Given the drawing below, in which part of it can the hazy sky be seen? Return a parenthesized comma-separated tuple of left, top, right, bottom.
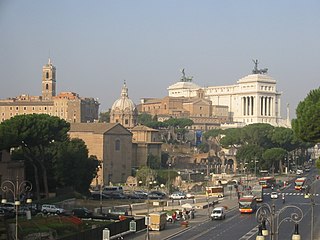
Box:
(1, 1, 319, 119)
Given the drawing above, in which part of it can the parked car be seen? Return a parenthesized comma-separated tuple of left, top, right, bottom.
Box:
(148, 191, 166, 199)
(108, 193, 127, 199)
(1, 202, 15, 211)
(0, 207, 15, 219)
(270, 192, 278, 199)
(133, 190, 148, 199)
(71, 208, 93, 218)
(186, 193, 195, 199)
(18, 205, 37, 216)
(169, 192, 186, 200)
(41, 204, 65, 214)
(124, 192, 142, 199)
(210, 207, 226, 220)
(90, 192, 111, 200)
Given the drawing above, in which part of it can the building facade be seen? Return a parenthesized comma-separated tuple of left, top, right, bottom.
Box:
(69, 123, 133, 186)
(131, 125, 163, 168)
(167, 64, 287, 127)
(138, 96, 229, 131)
(0, 59, 99, 124)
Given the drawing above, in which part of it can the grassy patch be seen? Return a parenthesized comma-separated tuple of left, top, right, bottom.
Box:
(18, 215, 112, 238)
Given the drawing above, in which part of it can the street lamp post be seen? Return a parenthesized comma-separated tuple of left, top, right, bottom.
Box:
(254, 159, 258, 179)
(255, 203, 303, 240)
(167, 163, 172, 195)
(1, 177, 33, 240)
(304, 177, 316, 240)
(145, 180, 154, 240)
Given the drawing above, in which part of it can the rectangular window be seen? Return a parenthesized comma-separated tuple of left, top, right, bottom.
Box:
(115, 140, 120, 151)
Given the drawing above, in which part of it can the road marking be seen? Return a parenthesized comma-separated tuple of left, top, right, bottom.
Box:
(185, 214, 244, 240)
(238, 225, 258, 240)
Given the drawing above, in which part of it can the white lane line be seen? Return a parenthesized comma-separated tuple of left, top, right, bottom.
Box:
(238, 225, 258, 240)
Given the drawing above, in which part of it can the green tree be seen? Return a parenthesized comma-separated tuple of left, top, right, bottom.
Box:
(137, 113, 153, 125)
(147, 154, 161, 169)
(220, 128, 242, 148)
(262, 148, 287, 175)
(53, 138, 99, 195)
(161, 151, 170, 168)
(198, 142, 209, 153)
(0, 114, 70, 199)
(270, 127, 297, 151)
(242, 123, 274, 148)
(292, 88, 320, 143)
(145, 121, 168, 130)
(203, 129, 223, 140)
(135, 166, 157, 186)
(164, 118, 193, 141)
(99, 109, 111, 123)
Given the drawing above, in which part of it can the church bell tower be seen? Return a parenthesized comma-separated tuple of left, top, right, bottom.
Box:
(42, 58, 56, 100)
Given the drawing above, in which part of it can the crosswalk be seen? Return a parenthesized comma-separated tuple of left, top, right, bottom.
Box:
(263, 192, 319, 197)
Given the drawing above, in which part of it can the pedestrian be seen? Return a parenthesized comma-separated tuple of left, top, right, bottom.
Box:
(172, 211, 177, 223)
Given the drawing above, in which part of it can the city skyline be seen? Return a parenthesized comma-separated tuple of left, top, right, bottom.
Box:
(0, 1, 319, 120)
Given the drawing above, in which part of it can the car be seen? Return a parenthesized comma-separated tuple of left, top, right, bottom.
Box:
(148, 191, 166, 199)
(90, 192, 111, 200)
(210, 207, 226, 220)
(1, 202, 15, 211)
(133, 190, 148, 199)
(0, 207, 15, 219)
(270, 192, 278, 199)
(124, 192, 141, 199)
(41, 204, 65, 214)
(166, 211, 181, 222)
(71, 208, 93, 218)
(108, 192, 127, 199)
(186, 193, 195, 199)
(296, 169, 303, 175)
(18, 205, 37, 216)
(169, 192, 186, 200)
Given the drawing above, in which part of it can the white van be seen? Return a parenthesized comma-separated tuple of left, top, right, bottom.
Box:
(210, 207, 226, 220)
(103, 186, 124, 195)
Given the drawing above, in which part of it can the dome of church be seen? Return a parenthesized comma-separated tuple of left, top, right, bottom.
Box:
(111, 81, 137, 113)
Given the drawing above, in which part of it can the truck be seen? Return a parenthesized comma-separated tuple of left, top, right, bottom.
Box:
(251, 185, 263, 202)
(148, 212, 167, 231)
(205, 186, 224, 198)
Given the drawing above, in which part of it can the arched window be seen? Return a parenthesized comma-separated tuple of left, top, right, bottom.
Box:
(46, 84, 49, 90)
(115, 139, 120, 151)
(46, 72, 49, 79)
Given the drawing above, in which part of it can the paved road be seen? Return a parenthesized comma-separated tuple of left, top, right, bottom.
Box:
(124, 171, 320, 240)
